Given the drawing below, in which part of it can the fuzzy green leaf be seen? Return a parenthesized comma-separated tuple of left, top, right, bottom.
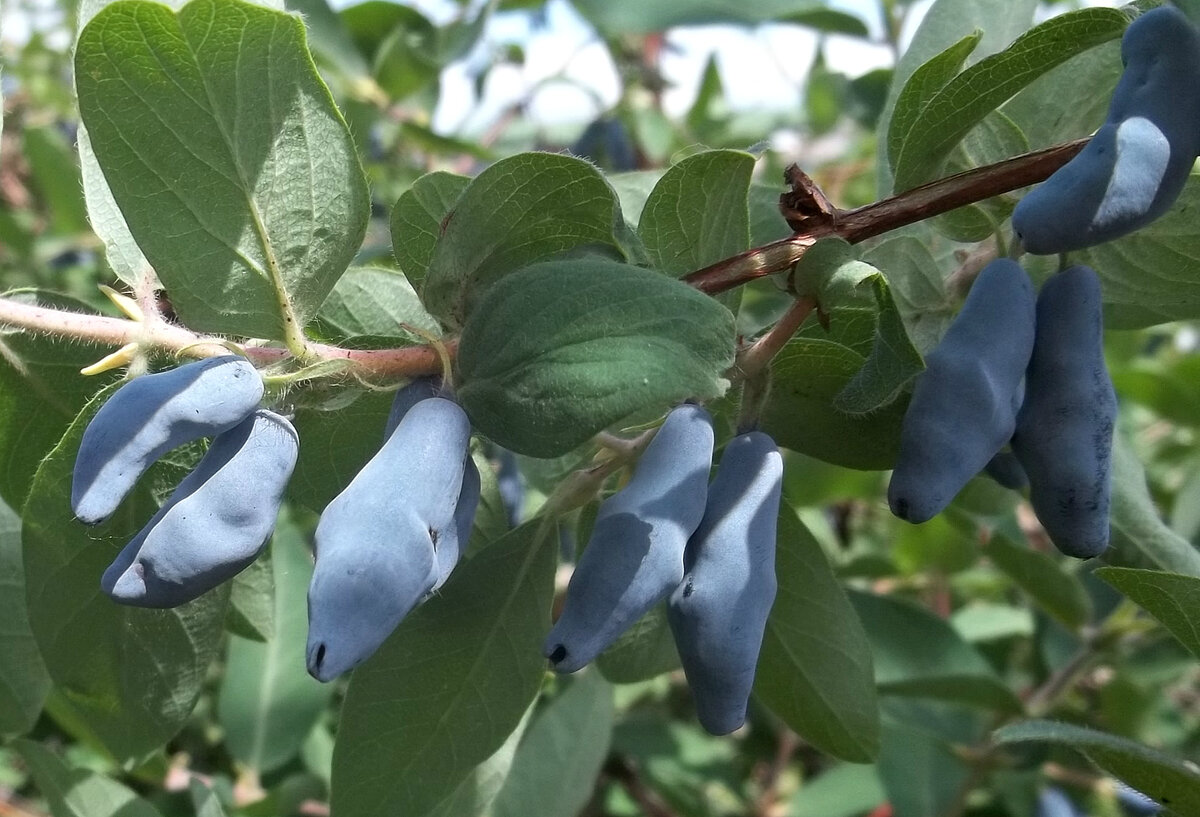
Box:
(457, 257, 735, 458)
(75, 0, 369, 339)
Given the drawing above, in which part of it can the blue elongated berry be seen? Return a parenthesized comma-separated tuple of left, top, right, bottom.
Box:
(306, 396, 472, 681)
(668, 431, 782, 735)
(73, 355, 263, 525)
(1013, 7, 1200, 253)
(889, 259, 1036, 523)
(1012, 266, 1116, 559)
(382, 375, 442, 439)
(432, 456, 480, 590)
(544, 404, 714, 673)
(1037, 787, 1082, 817)
(101, 410, 298, 607)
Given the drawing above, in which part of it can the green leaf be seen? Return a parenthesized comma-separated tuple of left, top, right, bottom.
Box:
(288, 389, 392, 512)
(390, 171, 470, 287)
(570, 0, 863, 35)
(425, 707, 533, 817)
(22, 385, 229, 761)
(1095, 568, 1200, 660)
(875, 0, 1038, 195)
(421, 153, 630, 326)
(762, 239, 920, 455)
(993, 720, 1200, 814)
(23, 126, 89, 236)
(313, 266, 440, 344)
(1111, 355, 1200, 428)
(1001, 38, 1121, 152)
(1103, 434, 1200, 578)
(0, 497, 49, 736)
(861, 228, 956, 356)
(892, 7, 1128, 192)
(759, 337, 906, 470)
(218, 510, 334, 774)
(189, 779, 229, 817)
(77, 125, 157, 287)
(983, 534, 1093, 631)
(596, 603, 681, 684)
(75, 0, 370, 339)
(331, 521, 557, 817)
(0, 292, 107, 509)
(848, 589, 1022, 712)
(887, 31, 981, 171)
(755, 505, 878, 762)
(878, 717, 972, 817)
(791, 764, 886, 817)
(637, 150, 753, 276)
(490, 672, 615, 817)
(225, 543, 274, 642)
(833, 274, 925, 415)
(14, 739, 165, 817)
(457, 257, 735, 458)
(930, 110, 1029, 242)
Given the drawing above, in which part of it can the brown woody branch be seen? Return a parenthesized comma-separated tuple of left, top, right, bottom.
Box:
(684, 137, 1089, 295)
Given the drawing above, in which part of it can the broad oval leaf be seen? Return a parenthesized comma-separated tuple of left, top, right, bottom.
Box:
(390, 171, 470, 287)
(848, 589, 1022, 713)
(754, 505, 879, 762)
(637, 149, 754, 277)
(15, 739, 165, 817)
(1095, 567, 1200, 660)
(983, 534, 1093, 631)
(75, 0, 369, 340)
(0, 498, 49, 737)
(421, 152, 631, 326)
(490, 671, 615, 817)
(330, 521, 557, 817)
(993, 720, 1200, 814)
(457, 257, 735, 458)
(22, 385, 229, 761)
(759, 337, 906, 470)
(1103, 434, 1200, 578)
(313, 266, 440, 345)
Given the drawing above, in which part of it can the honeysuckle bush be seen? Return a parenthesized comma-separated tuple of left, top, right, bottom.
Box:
(0, 0, 1198, 815)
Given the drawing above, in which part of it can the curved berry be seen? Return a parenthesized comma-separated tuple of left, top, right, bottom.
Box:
(306, 396, 472, 681)
(543, 404, 714, 673)
(101, 410, 298, 607)
(889, 259, 1036, 523)
(1013, 266, 1116, 559)
(668, 431, 782, 735)
(73, 355, 263, 525)
(1013, 7, 1200, 253)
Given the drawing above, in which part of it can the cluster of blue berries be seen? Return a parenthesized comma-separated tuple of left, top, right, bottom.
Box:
(890, 260, 1116, 559)
(892, 5, 1200, 559)
(72, 355, 298, 607)
(72, 366, 781, 735)
(544, 404, 784, 735)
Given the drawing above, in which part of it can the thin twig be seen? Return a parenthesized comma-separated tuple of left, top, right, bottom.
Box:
(603, 756, 680, 817)
(685, 137, 1089, 295)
